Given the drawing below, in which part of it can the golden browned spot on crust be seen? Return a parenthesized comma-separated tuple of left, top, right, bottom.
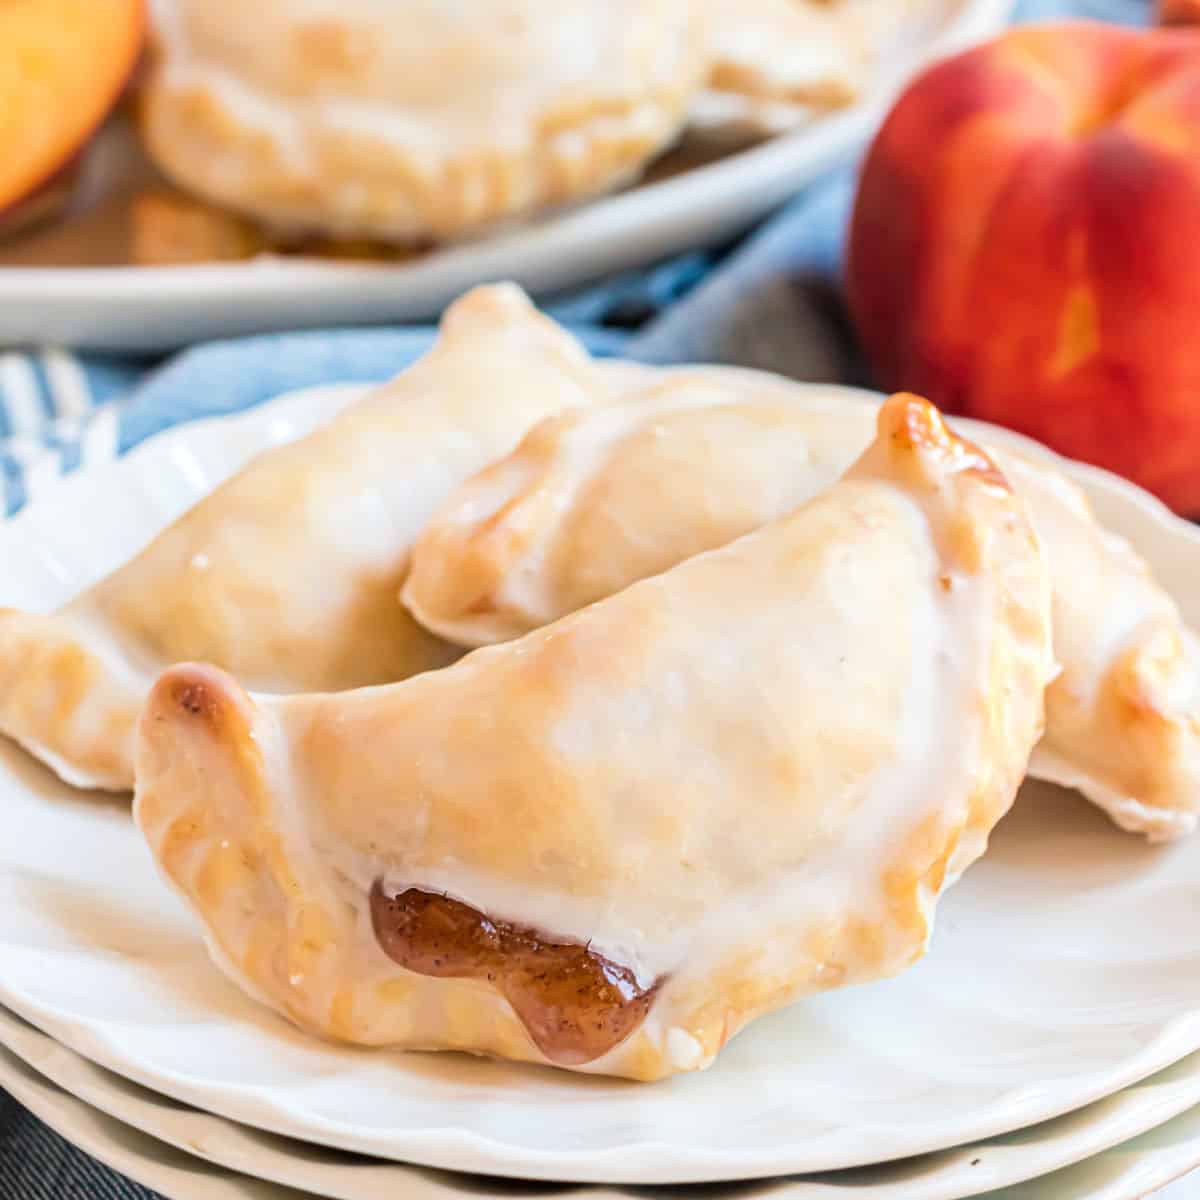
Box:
(370, 884, 659, 1065)
(707, 60, 857, 109)
(50, 644, 97, 729)
(131, 190, 268, 266)
(464, 595, 498, 617)
(174, 679, 218, 721)
(293, 20, 372, 78)
(884, 393, 1010, 491)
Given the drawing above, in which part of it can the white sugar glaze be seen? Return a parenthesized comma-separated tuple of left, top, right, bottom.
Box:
(138, 401, 1048, 1077)
(406, 379, 1200, 841)
(144, 0, 706, 238)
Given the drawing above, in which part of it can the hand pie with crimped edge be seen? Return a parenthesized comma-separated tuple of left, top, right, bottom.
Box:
(405, 376, 1200, 840)
(695, 0, 923, 134)
(135, 395, 1052, 1080)
(141, 0, 706, 241)
(700, 0, 868, 127)
(0, 285, 614, 792)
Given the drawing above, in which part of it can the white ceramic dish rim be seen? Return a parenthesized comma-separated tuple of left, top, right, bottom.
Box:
(2, 379, 1200, 1185)
(11, 1034, 1200, 1200)
(5, 998, 1200, 1200)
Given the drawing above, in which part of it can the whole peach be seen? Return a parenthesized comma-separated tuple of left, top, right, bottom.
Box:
(0, 0, 145, 216)
(847, 22, 1200, 515)
(1160, 0, 1200, 26)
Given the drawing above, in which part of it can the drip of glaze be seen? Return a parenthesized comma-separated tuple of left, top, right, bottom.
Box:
(369, 883, 658, 1065)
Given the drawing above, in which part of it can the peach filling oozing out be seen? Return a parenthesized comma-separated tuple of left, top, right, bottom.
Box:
(369, 884, 659, 1064)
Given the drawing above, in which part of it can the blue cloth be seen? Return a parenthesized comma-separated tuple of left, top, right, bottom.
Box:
(0, 3, 1154, 1198)
(0, 1090, 158, 1200)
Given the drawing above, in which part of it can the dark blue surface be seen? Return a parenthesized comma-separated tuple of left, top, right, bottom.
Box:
(0, 1089, 159, 1200)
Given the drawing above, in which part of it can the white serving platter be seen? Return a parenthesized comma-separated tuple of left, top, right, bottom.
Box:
(2, 381, 1200, 1185)
(6, 1000, 1200, 1200)
(0, 0, 1012, 351)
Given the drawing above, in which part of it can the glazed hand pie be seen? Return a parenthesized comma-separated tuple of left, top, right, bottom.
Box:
(141, 0, 705, 241)
(700, 0, 867, 129)
(405, 376, 1200, 840)
(135, 395, 1052, 1080)
(405, 375, 867, 646)
(696, 1, 920, 134)
(1013, 463, 1200, 839)
(0, 285, 609, 791)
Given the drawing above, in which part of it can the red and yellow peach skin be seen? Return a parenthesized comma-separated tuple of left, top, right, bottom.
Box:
(848, 22, 1200, 515)
(0, 0, 145, 215)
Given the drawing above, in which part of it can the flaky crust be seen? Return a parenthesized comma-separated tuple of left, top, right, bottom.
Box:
(1005, 456, 1200, 839)
(0, 610, 140, 791)
(0, 285, 614, 790)
(404, 376, 869, 645)
(135, 395, 1051, 1080)
(405, 376, 1200, 840)
(693, 0, 927, 134)
(141, 0, 706, 240)
(704, 0, 867, 112)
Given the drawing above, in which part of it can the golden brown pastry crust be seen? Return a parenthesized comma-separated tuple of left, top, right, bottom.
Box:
(704, 0, 866, 113)
(405, 377, 868, 644)
(0, 285, 613, 790)
(405, 375, 1200, 839)
(694, 0, 927, 135)
(135, 395, 1051, 1079)
(141, 0, 706, 240)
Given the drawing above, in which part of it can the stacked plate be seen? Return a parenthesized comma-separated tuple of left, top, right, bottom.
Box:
(3, 382, 1200, 1199)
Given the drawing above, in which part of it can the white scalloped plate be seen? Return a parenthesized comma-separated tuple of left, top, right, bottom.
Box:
(0, 1041, 316, 1200)
(0, 0, 1012, 351)
(2, 382, 1200, 1185)
(7, 998, 1200, 1200)
(9, 1041, 1200, 1200)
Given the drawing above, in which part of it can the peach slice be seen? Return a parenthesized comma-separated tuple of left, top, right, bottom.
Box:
(0, 0, 145, 214)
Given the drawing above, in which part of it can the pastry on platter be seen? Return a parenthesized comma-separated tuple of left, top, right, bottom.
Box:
(128, 190, 431, 265)
(700, 0, 867, 126)
(0, 285, 612, 791)
(405, 376, 1200, 840)
(405, 376, 866, 646)
(695, 0, 920, 134)
(140, 0, 706, 241)
(135, 394, 1052, 1080)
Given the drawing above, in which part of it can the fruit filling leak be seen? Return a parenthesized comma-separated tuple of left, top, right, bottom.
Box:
(369, 884, 659, 1064)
